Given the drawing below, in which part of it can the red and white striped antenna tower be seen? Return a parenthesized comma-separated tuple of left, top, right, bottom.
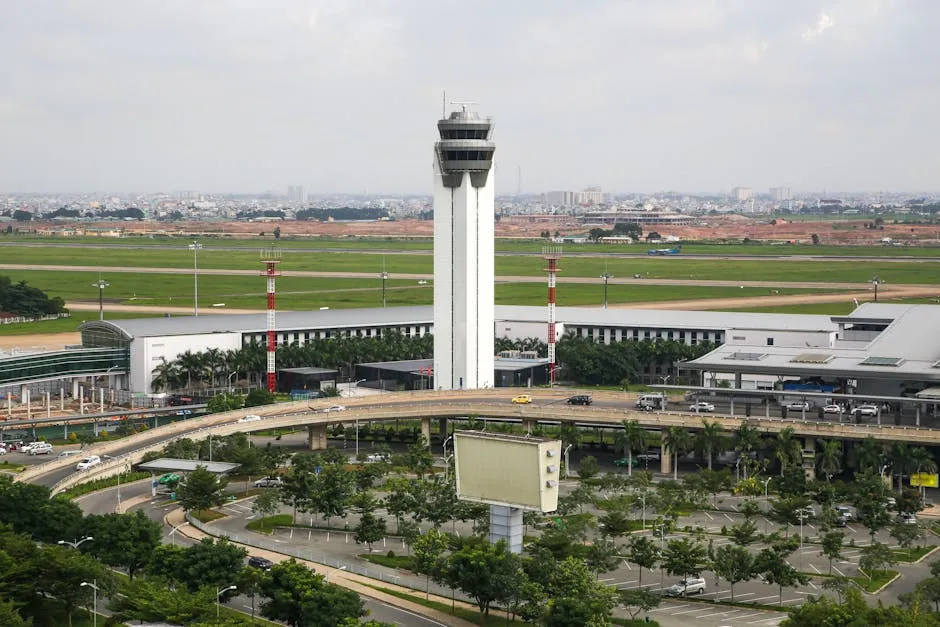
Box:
(543, 246, 562, 384)
(260, 247, 282, 393)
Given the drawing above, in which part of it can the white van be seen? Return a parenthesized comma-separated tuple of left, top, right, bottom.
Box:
(635, 394, 665, 410)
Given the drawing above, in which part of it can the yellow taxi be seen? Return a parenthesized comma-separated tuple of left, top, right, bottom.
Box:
(511, 394, 533, 404)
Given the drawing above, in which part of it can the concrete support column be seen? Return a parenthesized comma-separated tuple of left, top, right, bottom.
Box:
(420, 418, 431, 446)
(734, 373, 742, 388)
(802, 437, 816, 480)
(660, 449, 672, 475)
(916, 405, 921, 427)
(438, 418, 448, 440)
(522, 419, 537, 433)
(20, 384, 28, 404)
(307, 424, 328, 450)
(71, 379, 79, 400)
(489, 505, 524, 554)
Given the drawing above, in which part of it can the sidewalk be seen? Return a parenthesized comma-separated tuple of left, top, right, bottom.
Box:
(164, 508, 479, 627)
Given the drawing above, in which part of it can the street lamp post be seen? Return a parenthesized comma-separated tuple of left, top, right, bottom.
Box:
(58, 536, 94, 550)
(325, 565, 347, 582)
(600, 271, 613, 309)
(563, 444, 573, 478)
(216, 585, 237, 618)
(380, 271, 389, 308)
(871, 275, 882, 302)
(189, 241, 203, 316)
(91, 276, 109, 321)
(444, 454, 454, 481)
(228, 371, 237, 394)
(80, 579, 99, 627)
(168, 521, 189, 546)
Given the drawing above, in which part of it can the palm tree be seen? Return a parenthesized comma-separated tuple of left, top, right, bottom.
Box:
(733, 421, 761, 480)
(663, 426, 693, 480)
(695, 420, 725, 470)
(614, 420, 648, 477)
(773, 427, 802, 477)
(816, 439, 843, 482)
(888, 442, 911, 493)
(852, 437, 884, 474)
(175, 350, 207, 391)
(150, 358, 180, 393)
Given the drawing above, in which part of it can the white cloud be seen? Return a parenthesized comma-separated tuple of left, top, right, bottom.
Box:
(803, 11, 835, 40)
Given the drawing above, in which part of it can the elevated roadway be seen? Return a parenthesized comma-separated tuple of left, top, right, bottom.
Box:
(18, 389, 940, 495)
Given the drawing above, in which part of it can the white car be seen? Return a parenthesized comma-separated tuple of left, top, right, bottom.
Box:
(786, 401, 811, 411)
(76, 455, 102, 471)
(852, 405, 879, 417)
(834, 506, 853, 521)
(27, 442, 53, 456)
(323, 405, 346, 413)
(899, 513, 918, 525)
(664, 577, 706, 597)
(823, 404, 843, 414)
(254, 477, 284, 488)
(688, 402, 715, 412)
(238, 414, 263, 423)
(20, 442, 43, 454)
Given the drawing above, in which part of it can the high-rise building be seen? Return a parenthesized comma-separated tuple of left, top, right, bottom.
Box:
(770, 187, 792, 202)
(286, 185, 305, 203)
(433, 105, 496, 390)
(732, 186, 753, 202)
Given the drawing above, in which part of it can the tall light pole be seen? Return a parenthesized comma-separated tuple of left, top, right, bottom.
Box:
(325, 565, 347, 582)
(870, 275, 883, 302)
(189, 241, 203, 316)
(58, 536, 94, 549)
(80, 579, 99, 627)
(380, 270, 389, 308)
(217, 585, 237, 618)
(91, 275, 109, 321)
(563, 444, 573, 478)
(600, 270, 613, 309)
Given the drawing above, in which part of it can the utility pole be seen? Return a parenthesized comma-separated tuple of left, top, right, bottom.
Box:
(189, 241, 203, 316)
(600, 269, 613, 309)
(91, 275, 109, 321)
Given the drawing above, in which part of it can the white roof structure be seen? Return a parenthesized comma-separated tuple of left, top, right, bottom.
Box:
(687, 304, 940, 383)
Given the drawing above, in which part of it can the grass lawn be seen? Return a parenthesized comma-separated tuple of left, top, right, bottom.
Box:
(247, 513, 294, 533)
(359, 553, 416, 571)
(892, 545, 936, 563)
(191, 508, 226, 523)
(0, 311, 155, 336)
(0, 460, 26, 472)
(360, 583, 528, 626)
(6, 244, 940, 284)
(852, 569, 899, 593)
(59, 471, 151, 500)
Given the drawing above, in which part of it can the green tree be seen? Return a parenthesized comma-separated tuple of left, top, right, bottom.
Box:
(661, 537, 707, 580)
(260, 559, 365, 627)
(618, 588, 660, 621)
(773, 427, 802, 478)
(598, 509, 635, 539)
(733, 421, 761, 480)
(858, 541, 896, 581)
(712, 544, 755, 601)
(244, 388, 276, 408)
(729, 519, 761, 547)
(614, 420, 647, 477)
(434, 538, 522, 619)
(252, 489, 280, 529)
(539, 556, 617, 626)
(663, 426, 693, 480)
(402, 437, 435, 477)
(695, 419, 725, 470)
(577, 455, 601, 481)
(889, 520, 921, 550)
(585, 538, 620, 579)
(207, 392, 244, 413)
(815, 439, 843, 482)
(412, 528, 449, 599)
(236, 565, 266, 620)
(84, 510, 162, 579)
(820, 531, 844, 575)
(179, 538, 248, 592)
(41, 544, 114, 627)
(177, 465, 228, 513)
(756, 544, 809, 605)
(109, 577, 218, 625)
(354, 512, 387, 553)
(310, 463, 355, 528)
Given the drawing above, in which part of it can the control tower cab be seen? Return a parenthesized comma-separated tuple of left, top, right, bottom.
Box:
(435, 105, 495, 188)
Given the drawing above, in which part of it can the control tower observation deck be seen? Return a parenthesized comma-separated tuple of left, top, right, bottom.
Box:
(433, 105, 496, 390)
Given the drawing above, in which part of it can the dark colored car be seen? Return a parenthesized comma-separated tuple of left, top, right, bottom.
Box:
(566, 395, 593, 406)
(248, 556, 274, 570)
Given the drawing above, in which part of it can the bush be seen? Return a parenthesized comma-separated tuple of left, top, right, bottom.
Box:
(387, 550, 396, 558)
(244, 389, 276, 408)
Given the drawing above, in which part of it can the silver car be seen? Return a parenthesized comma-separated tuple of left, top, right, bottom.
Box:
(664, 577, 706, 597)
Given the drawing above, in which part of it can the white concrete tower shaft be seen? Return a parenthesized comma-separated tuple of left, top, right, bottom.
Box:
(433, 106, 496, 390)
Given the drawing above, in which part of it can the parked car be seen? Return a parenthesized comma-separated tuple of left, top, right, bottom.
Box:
(835, 516, 848, 528)
(796, 505, 816, 520)
(885, 497, 897, 510)
(76, 455, 101, 471)
(238, 414, 263, 423)
(566, 395, 592, 406)
(852, 405, 879, 417)
(636, 451, 661, 462)
(19, 442, 43, 454)
(254, 477, 284, 488)
(688, 402, 715, 412)
(834, 506, 853, 521)
(27, 442, 53, 456)
(366, 454, 390, 463)
(247, 556, 274, 571)
(785, 401, 811, 411)
(664, 577, 706, 597)
(823, 404, 843, 414)
(899, 513, 918, 525)
(512, 395, 533, 405)
(158, 473, 181, 485)
(614, 457, 637, 468)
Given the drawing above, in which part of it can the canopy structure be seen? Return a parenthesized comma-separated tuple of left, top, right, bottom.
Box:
(138, 458, 240, 474)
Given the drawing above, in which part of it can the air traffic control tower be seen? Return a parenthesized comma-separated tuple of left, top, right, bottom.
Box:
(433, 104, 496, 390)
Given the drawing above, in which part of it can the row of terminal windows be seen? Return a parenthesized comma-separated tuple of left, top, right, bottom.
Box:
(440, 128, 489, 140)
(243, 325, 432, 346)
(574, 327, 724, 346)
(443, 150, 492, 161)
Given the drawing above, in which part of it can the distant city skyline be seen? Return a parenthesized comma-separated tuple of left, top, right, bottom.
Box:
(1, 1, 938, 194)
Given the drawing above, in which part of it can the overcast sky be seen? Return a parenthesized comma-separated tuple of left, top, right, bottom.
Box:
(1, 1, 936, 195)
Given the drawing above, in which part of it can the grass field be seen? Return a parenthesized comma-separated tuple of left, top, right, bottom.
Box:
(4, 243, 940, 284)
(5, 233, 940, 257)
(725, 296, 940, 315)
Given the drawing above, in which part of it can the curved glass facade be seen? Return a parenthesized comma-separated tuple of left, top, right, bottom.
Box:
(0, 348, 129, 386)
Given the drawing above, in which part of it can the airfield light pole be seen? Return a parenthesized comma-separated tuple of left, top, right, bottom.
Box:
(871, 275, 883, 302)
(188, 241, 203, 316)
(380, 270, 390, 307)
(600, 270, 613, 309)
(91, 275, 110, 320)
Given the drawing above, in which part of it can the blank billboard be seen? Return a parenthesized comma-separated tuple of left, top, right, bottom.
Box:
(453, 431, 561, 512)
